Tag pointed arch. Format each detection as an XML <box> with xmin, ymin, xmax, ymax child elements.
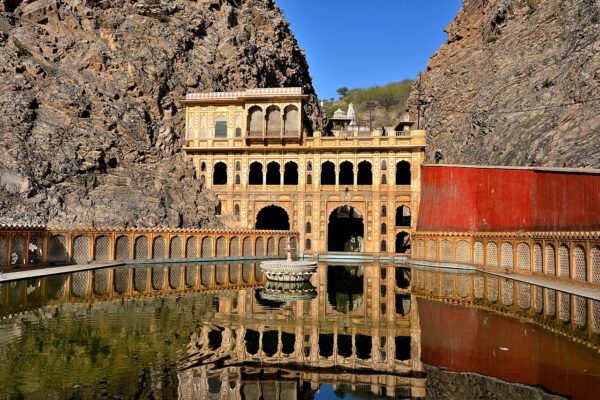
<box><xmin>396</xmin><ymin>161</ymin><xmax>411</xmax><ymax>185</ymax></box>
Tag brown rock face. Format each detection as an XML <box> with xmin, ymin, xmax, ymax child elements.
<box><xmin>408</xmin><ymin>0</ymin><xmax>600</xmax><ymax>167</ymax></box>
<box><xmin>0</xmin><ymin>0</ymin><xmax>321</xmax><ymax>227</ymax></box>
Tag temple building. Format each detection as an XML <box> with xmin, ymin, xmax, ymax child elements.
<box><xmin>181</xmin><ymin>88</ymin><xmax>426</xmax><ymax>255</ymax></box>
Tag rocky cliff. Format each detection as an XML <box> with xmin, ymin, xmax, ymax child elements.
<box><xmin>409</xmin><ymin>0</ymin><xmax>600</xmax><ymax>167</ymax></box>
<box><xmin>0</xmin><ymin>0</ymin><xmax>320</xmax><ymax>227</ymax></box>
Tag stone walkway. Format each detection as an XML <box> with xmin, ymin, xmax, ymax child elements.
<box><xmin>0</xmin><ymin>262</ymin><xmax>124</xmax><ymax>282</ymax></box>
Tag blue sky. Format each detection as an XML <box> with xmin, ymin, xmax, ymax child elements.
<box><xmin>277</xmin><ymin>0</ymin><xmax>463</xmax><ymax>99</ymax></box>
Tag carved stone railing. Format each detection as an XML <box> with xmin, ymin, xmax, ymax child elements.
<box><xmin>411</xmin><ymin>231</ymin><xmax>600</xmax><ymax>287</ymax></box>
<box><xmin>0</xmin><ymin>225</ymin><xmax>299</xmax><ymax>268</ymax></box>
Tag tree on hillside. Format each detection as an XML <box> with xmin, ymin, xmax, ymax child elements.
<box><xmin>336</xmin><ymin>87</ymin><xmax>349</xmax><ymax>98</ymax></box>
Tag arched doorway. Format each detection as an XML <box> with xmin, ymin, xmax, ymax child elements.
<box><xmin>328</xmin><ymin>206</ymin><xmax>364</xmax><ymax>252</ymax></box>
<box><xmin>256</xmin><ymin>205</ymin><xmax>290</xmax><ymax>230</ymax></box>
<box><xmin>396</xmin><ymin>161</ymin><xmax>411</xmax><ymax>185</ymax></box>
<box><xmin>249</xmin><ymin>162</ymin><xmax>263</xmax><ymax>185</ymax></box>
<box><xmin>321</xmin><ymin>161</ymin><xmax>335</xmax><ymax>185</ymax></box>
<box><xmin>395</xmin><ymin>232</ymin><xmax>411</xmax><ymax>254</ymax></box>
<box><xmin>283</xmin><ymin>162</ymin><xmax>298</xmax><ymax>185</ymax></box>
<box><xmin>213</xmin><ymin>162</ymin><xmax>227</xmax><ymax>185</ymax></box>
<box><xmin>357</xmin><ymin>161</ymin><xmax>372</xmax><ymax>185</ymax></box>
<box><xmin>339</xmin><ymin>161</ymin><xmax>354</xmax><ymax>185</ymax></box>
<box><xmin>396</xmin><ymin>205</ymin><xmax>411</xmax><ymax>227</ymax></box>
<box><xmin>266</xmin><ymin>162</ymin><xmax>280</xmax><ymax>185</ymax></box>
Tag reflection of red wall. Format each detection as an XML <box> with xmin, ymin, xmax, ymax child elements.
<box><xmin>417</xmin><ymin>166</ymin><xmax>600</xmax><ymax>231</ymax></box>
<box><xmin>419</xmin><ymin>299</ymin><xmax>600</xmax><ymax>400</ymax></box>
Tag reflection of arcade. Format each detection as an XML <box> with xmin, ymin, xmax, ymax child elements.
<box><xmin>179</xmin><ymin>265</ymin><xmax>425</xmax><ymax>399</ymax></box>
<box><xmin>411</xmin><ymin>268</ymin><xmax>600</xmax><ymax>347</ymax></box>
<box><xmin>0</xmin><ymin>263</ymin><xmax>267</xmax><ymax>316</ymax></box>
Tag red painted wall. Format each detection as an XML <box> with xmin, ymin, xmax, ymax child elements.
<box><xmin>417</xmin><ymin>166</ymin><xmax>600</xmax><ymax>231</ymax></box>
<box><xmin>419</xmin><ymin>299</ymin><xmax>600</xmax><ymax>400</ymax></box>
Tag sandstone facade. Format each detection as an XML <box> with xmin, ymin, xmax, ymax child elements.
<box><xmin>408</xmin><ymin>0</ymin><xmax>600</xmax><ymax>167</ymax></box>
<box><xmin>0</xmin><ymin>0</ymin><xmax>320</xmax><ymax>227</ymax></box>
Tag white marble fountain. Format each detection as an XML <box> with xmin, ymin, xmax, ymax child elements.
<box><xmin>259</xmin><ymin>242</ymin><xmax>317</xmax><ymax>282</ymax></box>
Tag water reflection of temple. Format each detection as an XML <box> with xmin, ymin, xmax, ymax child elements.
<box><xmin>178</xmin><ymin>265</ymin><xmax>425</xmax><ymax>399</ymax></box>
<box><xmin>411</xmin><ymin>267</ymin><xmax>600</xmax><ymax>348</ymax></box>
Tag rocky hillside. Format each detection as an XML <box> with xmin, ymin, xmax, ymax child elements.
<box><xmin>0</xmin><ymin>0</ymin><xmax>320</xmax><ymax>227</ymax></box>
<box><xmin>408</xmin><ymin>0</ymin><xmax>600</xmax><ymax>168</ymax></box>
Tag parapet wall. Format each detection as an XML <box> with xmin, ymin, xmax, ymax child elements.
<box><xmin>417</xmin><ymin>165</ymin><xmax>600</xmax><ymax>232</ymax></box>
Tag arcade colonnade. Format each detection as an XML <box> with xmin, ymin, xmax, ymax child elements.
<box><xmin>0</xmin><ymin>227</ymin><xmax>298</xmax><ymax>268</ymax></box>
<box><xmin>198</xmin><ymin>152</ymin><xmax>421</xmax><ymax>254</ymax></box>
<box><xmin>412</xmin><ymin>232</ymin><xmax>600</xmax><ymax>286</ymax></box>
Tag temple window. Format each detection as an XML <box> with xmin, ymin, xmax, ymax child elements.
<box><xmin>284</xmin><ymin>105</ymin><xmax>299</xmax><ymax>135</ymax></box>
<box><xmin>266</xmin><ymin>106</ymin><xmax>281</xmax><ymax>135</ymax></box>
<box><xmin>213</xmin><ymin>162</ymin><xmax>227</xmax><ymax>185</ymax></box>
<box><xmin>284</xmin><ymin>162</ymin><xmax>299</xmax><ymax>185</ymax></box>
<box><xmin>396</xmin><ymin>161</ymin><xmax>411</xmax><ymax>185</ymax></box>
<box><xmin>249</xmin><ymin>162</ymin><xmax>263</xmax><ymax>185</ymax></box>
<box><xmin>357</xmin><ymin>161</ymin><xmax>373</xmax><ymax>185</ymax></box>
<box><xmin>339</xmin><ymin>161</ymin><xmax>354</xmax><ymax>185</ymax></box>
<box><xmin>321</xmin><ymin>162</ymin><xmax>335</xmax><ymax>185</ymax></box>
<box><xmin>215</xmin><ymin>116</ymin><xmax>228</xmax><ymax>137</ymax></box>
<box><xmin>396</xmin><ymin>206</ymin><xmax>411</xmax><ymax>227</ymax></box>
<box><xmin>247</xmin><ymin>106</ymin><xmax>263</xmax><ymax>135</ymax></box>
<box><xmin>266</xmin><ymin>162</ymin><xmax>281</xmax><ymax>185</ymax></box>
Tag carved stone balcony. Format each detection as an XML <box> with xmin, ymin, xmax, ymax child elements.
<box><xmin>244</xmin><ymin>129</ymin><xmax>301</xmax><ymax>145</ymax></box>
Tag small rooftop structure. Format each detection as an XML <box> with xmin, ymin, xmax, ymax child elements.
<box><xmin>333</xmin><ymin>108</ymin><xmax>348</xmax><ymax>119</ymax></box>
<box><xmin>326</xmin><ymin>104</ymin><xmax>358</xmax><ymax>132</ymax></box>
<box><xmin>395</xmin><ymin>112</ymin><xmax>415</xmax><ymax>132</ymax></box>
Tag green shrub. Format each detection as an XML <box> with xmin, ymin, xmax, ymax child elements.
<box><xmin>13</xmin><ymin>38</ymin><xmax>30</xmax><ymax>57</ymax></box>
<box><xmin>94</xmin><ymin>16</ymin><xmax>104</xmax><ymax>29</ymax></box>
<box><xmin>525</xmin><ymin>0</ymin><xmax>537</xmax><ymax>14</ymax></box>
<box><xmin>323</xmin><ymin>80</ymin><xmax>413</xmax><ymax>119</ymax></box>
<box><xmin>485</xmin><ymin>34</ymin><xmax>499</xmax><ymax>43</ymax></box>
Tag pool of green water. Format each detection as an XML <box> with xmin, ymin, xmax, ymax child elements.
<box><xmin>0</xmin><ymin>263</ymin><xmax>598</xmax><ymax>399</ymax></box>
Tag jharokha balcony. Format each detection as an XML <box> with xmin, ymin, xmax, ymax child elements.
<box><xmin>246</xmin><ymin>128</ymin><xmax>302</xmax><ymax>144</ymax></box>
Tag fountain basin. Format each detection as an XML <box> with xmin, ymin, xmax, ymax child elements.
<box><xmin>259</xmin><ymin>260</ymin><xmax>317</xmax><ymax>282</ymax></box>
<box><xmin>259</xmin><ymin>281</ymin><xmax>317</xmax><ymax>302</ymax></box>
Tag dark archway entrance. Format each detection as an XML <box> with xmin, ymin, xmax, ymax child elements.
<box><xmin>396</xmin><ymin>206</ymin><xmax>411</xmax><ymax>227</ymax></box>
<box><xmin>321</xmin><ymin>161</ymin><xmax>335</xmax><ymax>185</ymax></box>
<box><xmin>284</xmin><ymin>162</ymin><xmax>298</xmax><ymax>185</ymax></box>
<box><xmin>339</xmin><ymin>161</ymin><xmax>354</xmax><ymax>185</ymax></box>
<box><xmin>249</xmin><ymin>162</ymin><xmax>263</xmax><ymax>185</ymax></box>
<box><xmin>326</xmin><ymin>265</ymin><xmax>364</xmax><ymax>313</ymax></box>
<box><xmin>213</xmin><ymin>162</ymin><xmax>227</xmax><ymax>185</ymax></box>
<box><xmin>396</xmin><ymin>161</ymin><xmax>411</xmax><ymax>185</ymax></box>
<box><xmin>395</xmin><ymin>232</ymin><xmax>411</xmax><ymax>254</ymax></box>
<box><xmin>266</xmin><ymin>162</ymin><xmax>280</xmax><ymax>185</ymax></box>
<box><xmin>256</xmin><ymin>205</ymin><xmax>290</xmax><ymax>230</ymax></box>
<box><xmin>328</xmin><ymin>206</ymin><xmax>364</xmax><ymax>252</ymax></box>
<box><xmin>357</xmin><ymin>161</ymin><xmax>372</xmax><ymax>185</ymax></box>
